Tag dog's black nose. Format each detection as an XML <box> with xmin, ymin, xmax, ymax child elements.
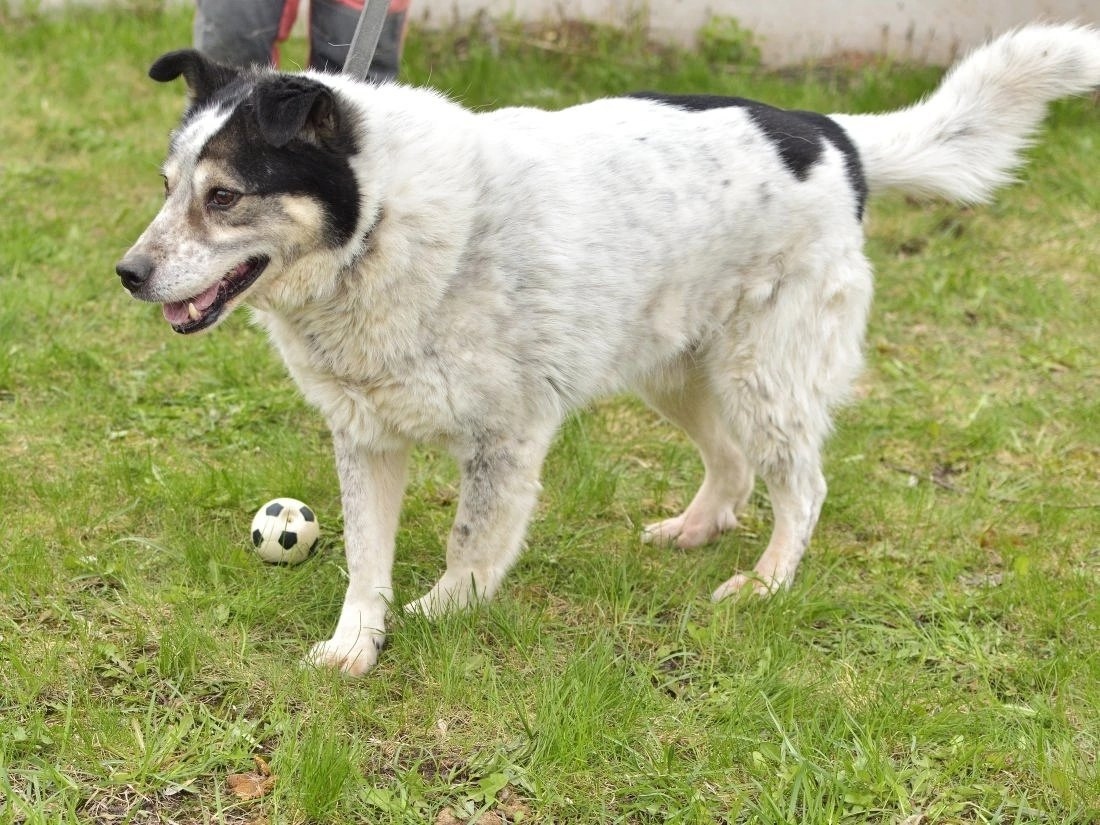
<box><xmin>116</xmin><ymin>254</ymin><xmax>154</xmax><ymax>292</ymax></box>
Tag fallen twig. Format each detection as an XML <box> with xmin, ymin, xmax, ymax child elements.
<box><xmin>881</xmin><ymin>460</ymin><xmax>1099</xmax><ymax>510</ymax></box>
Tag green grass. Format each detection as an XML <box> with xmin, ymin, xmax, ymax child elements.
<box><xmin>1</xmin><ymin>6</ymin><xmax>1098</xmax><ymax>823</ymax></box>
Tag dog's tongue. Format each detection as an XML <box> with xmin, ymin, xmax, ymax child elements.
<box><xmin>162</xmin><ymin>281</ymin><xmax>220</xmax><ymax>325</ymax></box>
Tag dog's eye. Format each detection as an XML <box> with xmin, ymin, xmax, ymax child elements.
<box><xmin>207</xmin><ymin>188</ymin><xmax>241</xmax><ymax>209</ymax></box>
<box><xmin>162</xmin><ymin>176</ymin><xmax>170</xmax><ymax>198</ymax></box>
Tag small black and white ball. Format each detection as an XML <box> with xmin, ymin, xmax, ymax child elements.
<box><xmin>250</xmin><ymin>498</ymin><xmax>320</xmax><ymax>564</ymax></box>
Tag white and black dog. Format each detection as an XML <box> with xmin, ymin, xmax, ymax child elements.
<box><xmin>118</xmin><ymin>25</ymin><xmax>1100</xmax><ymax>675</ymax></box>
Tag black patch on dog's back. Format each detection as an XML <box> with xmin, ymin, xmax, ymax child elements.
<box><xmin>631</xmin><ymin>92</ymin><xmax>867</xmax><ymax>219</ymax></box>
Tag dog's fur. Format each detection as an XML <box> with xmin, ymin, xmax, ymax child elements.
<box><xmin>118</xmin><ymin>25</ymin><xmax>1100</xmax><ymax>675</ymax></box>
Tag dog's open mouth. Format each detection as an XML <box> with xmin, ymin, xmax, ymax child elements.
<box><xmin>161</xmin><ymin>256</ymin><xmax>270</xmax><ymax>334</ymax></box>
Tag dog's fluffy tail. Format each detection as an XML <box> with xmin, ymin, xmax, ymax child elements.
<box><xmin>832</xmin><ymin>23</ymin><xmax>1100</xmax><ymax>203</ymax></box>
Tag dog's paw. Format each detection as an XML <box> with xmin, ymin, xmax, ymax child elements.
<box><xmin>642</xmin><ymin>506</ymin><xmax>738</xmax><ymax>549</ymax></box>
<box><xmin>404</xmin><ymin>570</ymin><xmax>485</xmax><ymax>618</ymax></box>
<box><xmin>403</xmin><ymin>592</ymin><xmax>443</xmax><ymax>618</ymax></box>
<box><xmin>710</xmin><ymin>572</ymin><xmax>779</xmax><ymax>601</ymax></box>
<box><xmin>305</xmin><ymin>632</ymin><xmax>384</xmax><ymax>677</ymax></box>
<box><xmin>403</xmin><ymin>587</ymin><xmax>470</xmax><ymax>619</ymax></box>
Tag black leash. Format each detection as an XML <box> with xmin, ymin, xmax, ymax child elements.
<box><xmin>343</xmin><ymin>0</ymin><xmax>392</xmax><ymax>79</ymax></box>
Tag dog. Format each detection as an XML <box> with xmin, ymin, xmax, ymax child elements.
<box><xmin>117</xmin><ymin>24</ymin><xmax>1100</xmax><ymax>675</ymax></box>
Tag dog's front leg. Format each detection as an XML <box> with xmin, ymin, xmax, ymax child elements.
<box><xmin>307</xmin><ymin>433</ymin><xmax>410</xmax><ymax>676</ymax></box>
<box><xmin>405</xmin><ymin>426</ymin><xmax>555</xmax><ymax>617</ymax></box>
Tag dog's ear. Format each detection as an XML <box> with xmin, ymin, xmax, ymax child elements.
<box><xmin>149</xmin><ymin>49</ymin><xmax>241</xmax><ymax>104</ymax></box>
<box><xmin>252</xmin><ymin>76</ymin><xmax>341</xmax><ymax>149</ymax></box>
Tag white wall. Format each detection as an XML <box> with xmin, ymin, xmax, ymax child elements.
<box><xmin>413</xmin><ymin>0</ymin><xmax>1100</xmax><ymax>65</ymax></box>
<box><xmin>36</xmin><ymin>0</ymin><xmax>1100</xmax><ymax>66</ymax></box>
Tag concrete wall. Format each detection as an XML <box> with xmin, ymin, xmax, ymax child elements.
<box><xmin>412</xmin><ymin>0</ymin><xmax>1100</xmax><ymax>65</ymax></box>
<box><xmin>37</xmin><ymin>0</ymin><xmax>1100</xmax><ymax>66</ymax></box>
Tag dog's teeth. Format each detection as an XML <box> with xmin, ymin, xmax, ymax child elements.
<box><xmin>187</xmin><ymin>302</ymin><xmax>200</xmax><ymax>321</ymax></box>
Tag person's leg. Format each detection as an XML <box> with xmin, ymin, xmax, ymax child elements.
<box><xmin>193</xmin><ymin>0</ymin><xmax>293</xmax><ymax>67</ymax></box>
<box><xmin>368</xmin><ymin>0</ymin><xmax>411</xmax><ymax>81</ymax></box>
<box><xmin>309</xmin><ymin>0</ymin><xmax>410</xmax><ymax>79</ymax></box>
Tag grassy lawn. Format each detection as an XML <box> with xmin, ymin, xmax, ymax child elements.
<box><xmin>0</xmin><ymin>6</ymin><xmax>1097</xmax><ymax>823</ymax></box>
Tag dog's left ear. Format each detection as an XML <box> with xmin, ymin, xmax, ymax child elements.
<box><xmin>149</xmin><ymin>49</ymin><xmax>241</xmax><ymax>105</ymax></box>
<box><xmin>253</xmin><ymin>76</ymin><xmax>341</xmax><ymax>149</ymax></box>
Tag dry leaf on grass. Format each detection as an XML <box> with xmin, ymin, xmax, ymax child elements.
<box><xmin>435</xmin><ymin>808</ymin><xmax>510</xmax><ymax>825</ymax></box>
<box><xmin>435</xmin><ymin>797</ymin><xmax>529</xmax><ymax>825</ymax></box>
<box><xmin>227</xmin><ymin>755</ymin><xmax>276</xmax><ymax>800</ymax></box>
<box><xmin>498</xmin><ymin>786</ymin><xmax>531</xmax><ymax>821</ymax></box>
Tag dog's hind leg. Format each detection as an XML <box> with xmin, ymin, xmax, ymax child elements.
<box><xmin>638</xmin><ymin>357</ymin><xmax>754</xmax><ymax>548</ymax></box>
<box><xmin>711</xmin><ymin>455</ymin><xmax>827</xmax><ymax>598</ymax></box>
<box><xmin>709</xmin><ymin>252</ymin><xmax>872</xmax><ymax>598</ymax></box>
<box><xmin>405</xmin><ymin>422</ymin><xmax>558</xmax><ymax>618</ymax></box>
<box><xmin>707</xmin><ymin>361</ymin><xmax>833</xmax><ymax>598</ymax></box>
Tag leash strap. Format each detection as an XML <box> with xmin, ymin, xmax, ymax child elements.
<box><xmin>343</xmin><ymin>0</ymin><xmax>392</xmax><ymax>80</ymax></box>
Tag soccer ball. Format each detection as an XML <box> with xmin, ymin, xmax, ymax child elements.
<box><xmin>250</xmin><ymin>498</ymin><xmax>320</xmax><ymax>565</ymax></box>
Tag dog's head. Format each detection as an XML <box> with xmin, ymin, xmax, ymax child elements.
<box><xmin>116</xmin><ymin>50</ymin><xmax>362</xmax><ymax>333</ymax></box>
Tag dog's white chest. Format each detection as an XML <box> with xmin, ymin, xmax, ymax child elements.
<box><xmin>256</xmin><ymin>309</ymin><xmax>460</xmax><ymax>446</ymax></box>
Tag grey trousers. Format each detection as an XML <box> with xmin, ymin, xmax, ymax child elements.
<box><xmin>194</xmin><ymin>0</ymin><xmax>407</xmax><ymax>79</ymax></box>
